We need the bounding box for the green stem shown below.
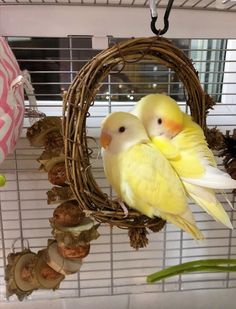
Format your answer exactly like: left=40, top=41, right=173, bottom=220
left=147, top=259, right=236, bottom=283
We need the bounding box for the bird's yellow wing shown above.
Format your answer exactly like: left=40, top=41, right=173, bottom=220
left=119, top=143, right=187, bottom=218
left=175, top=115, right=216, bottom=165
left=152, top=115, right=216, bottom=179
left=151, top=136, right=180, bottom=160
left=103, top=142, right=204, bottom=239
left=102, top=149, right=122, bottom=197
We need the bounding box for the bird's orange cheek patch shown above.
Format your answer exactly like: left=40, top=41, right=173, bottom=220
left=163, top=119, right=183, bottom=134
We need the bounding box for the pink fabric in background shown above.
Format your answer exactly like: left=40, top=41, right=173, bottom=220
left=0, top=37, right=24, bottom=164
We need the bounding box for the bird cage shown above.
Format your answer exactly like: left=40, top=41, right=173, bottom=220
left=0, top=2, right=236, bottom=308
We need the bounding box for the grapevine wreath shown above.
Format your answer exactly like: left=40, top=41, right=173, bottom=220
left=63, top=36, right=218, bottom=249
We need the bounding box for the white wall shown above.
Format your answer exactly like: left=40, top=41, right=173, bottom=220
left=0, top=6, right=236, bottom=38
left=2, top=289, right=236, bottom=309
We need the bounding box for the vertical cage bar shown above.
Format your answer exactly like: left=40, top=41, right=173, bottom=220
left=69, top=35, right=81, bottom=297
left=162, top=225, right=167, bottom=292
left=108, top=74, right=114, bottom=295
left=14, top=150, right=24, bottom=250
left=0, top=194, right=7, bottom=286
left=226, top=194, right=235, bottom=288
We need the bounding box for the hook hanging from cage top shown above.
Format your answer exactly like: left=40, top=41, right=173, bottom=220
left=149, top=0, right=174, bottom=35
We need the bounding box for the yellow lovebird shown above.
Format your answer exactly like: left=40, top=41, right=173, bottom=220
left=132, top=94, right=236, bottom=229
left=100, top=111, right=204, bottom=240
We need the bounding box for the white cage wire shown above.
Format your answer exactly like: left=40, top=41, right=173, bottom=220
left=0, top=0, right=235, bottom=12
left=0, top=35, right=235, bottom=302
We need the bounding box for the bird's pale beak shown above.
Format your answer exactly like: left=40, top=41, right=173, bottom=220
left=100, top=131, right=112, bottom=148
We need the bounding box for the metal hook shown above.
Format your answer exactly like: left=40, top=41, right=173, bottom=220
left=149, top=0, right=174, bottom=36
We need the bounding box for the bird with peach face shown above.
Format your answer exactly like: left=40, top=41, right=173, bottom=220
left=100, top=111, right=204, bottom=240
left=132, top=94, right=236, bottom=229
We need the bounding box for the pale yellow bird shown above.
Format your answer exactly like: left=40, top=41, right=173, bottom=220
left=100, top=111, right=204, bottom=240
left=132, top=94, right=236, bottom=229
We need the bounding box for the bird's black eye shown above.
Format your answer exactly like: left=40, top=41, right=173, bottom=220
left=118, top=126, right=126, bottom=133
left=157, top=118, right=162, bottom=125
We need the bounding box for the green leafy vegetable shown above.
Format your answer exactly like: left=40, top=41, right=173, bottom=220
left=147, top=259, right=236, bottom=283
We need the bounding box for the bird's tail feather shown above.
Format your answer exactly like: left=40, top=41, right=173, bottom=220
left=163, top=212, right=204, bottom=240
left=184, top=182, right=233, bottom=229
left=182, top=166, right=236, bottom=190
